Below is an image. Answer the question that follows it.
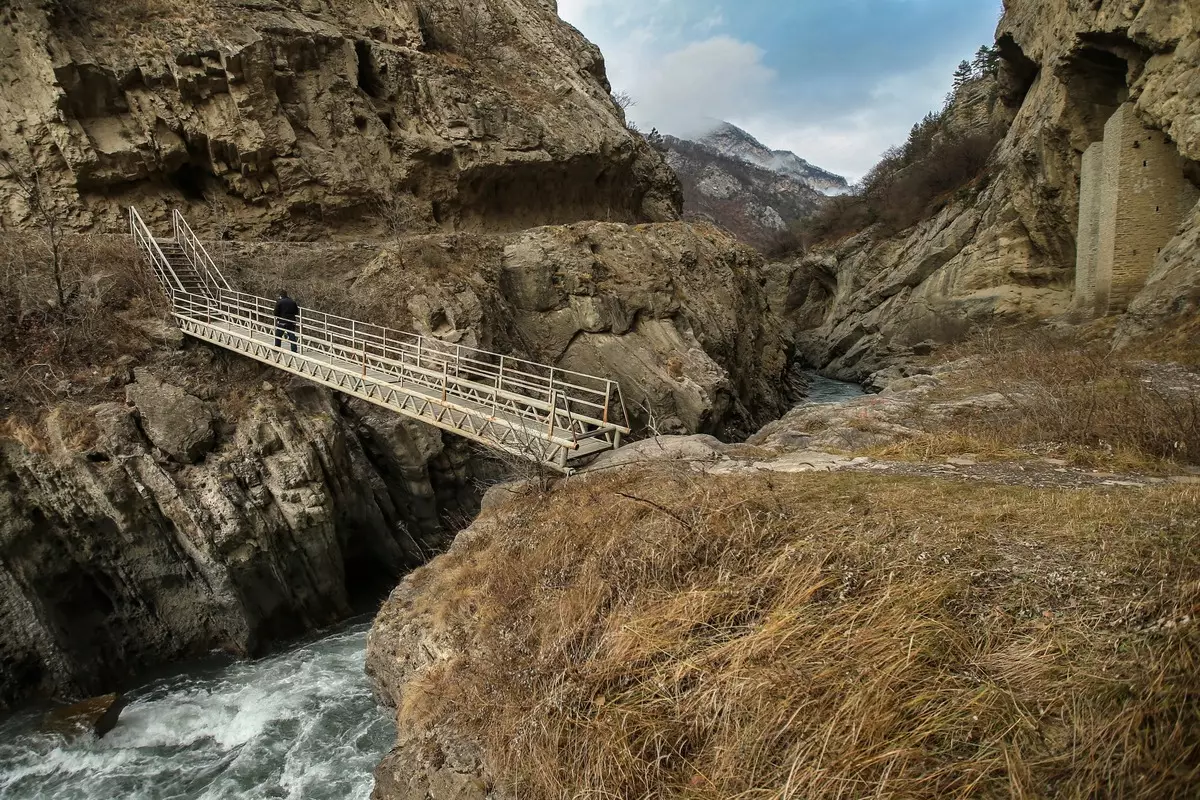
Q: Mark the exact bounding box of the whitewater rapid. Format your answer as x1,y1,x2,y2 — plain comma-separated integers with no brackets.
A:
0,621,392,800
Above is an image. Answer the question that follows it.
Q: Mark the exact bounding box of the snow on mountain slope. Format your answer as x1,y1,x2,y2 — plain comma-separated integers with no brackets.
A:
656,122,846,251
699,122,850,196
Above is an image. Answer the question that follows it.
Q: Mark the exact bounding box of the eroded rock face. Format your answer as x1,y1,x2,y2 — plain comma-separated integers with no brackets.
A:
501,223,791,437
0,0,680,237
783,0,1200,380
230,221,794,437
0,350,479,710
125,369,217,463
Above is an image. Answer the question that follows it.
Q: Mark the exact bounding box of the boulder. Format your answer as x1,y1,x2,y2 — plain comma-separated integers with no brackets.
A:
126,370,217,463
42,692,126,739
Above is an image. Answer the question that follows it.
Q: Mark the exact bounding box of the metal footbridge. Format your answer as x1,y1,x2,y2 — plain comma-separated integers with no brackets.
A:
129,208,629,471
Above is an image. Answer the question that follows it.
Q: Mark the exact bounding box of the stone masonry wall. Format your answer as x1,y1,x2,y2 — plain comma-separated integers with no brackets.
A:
1073,141,1105,315
1084,103,1200,316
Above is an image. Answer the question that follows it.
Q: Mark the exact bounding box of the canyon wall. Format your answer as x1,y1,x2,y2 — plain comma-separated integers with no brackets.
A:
0,1,790,709
0,216,789,709
0,336,474,708
0,0,680,238
782,0,1200,380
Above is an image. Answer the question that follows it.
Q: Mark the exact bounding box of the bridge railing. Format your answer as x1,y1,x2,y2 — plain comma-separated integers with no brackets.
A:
170,286,629,437
130,207,184,296
172,209,231,294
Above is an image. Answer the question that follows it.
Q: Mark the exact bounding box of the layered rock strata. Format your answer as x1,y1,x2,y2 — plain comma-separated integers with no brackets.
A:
782,0,1200,380
0,0,680,237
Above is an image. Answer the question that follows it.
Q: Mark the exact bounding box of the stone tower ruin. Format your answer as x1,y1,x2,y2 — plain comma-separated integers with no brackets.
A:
1073,102,1199,317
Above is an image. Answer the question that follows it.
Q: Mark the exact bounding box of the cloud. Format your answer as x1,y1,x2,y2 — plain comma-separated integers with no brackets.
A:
739,54,970,181
556,0,1003,181
624,37,776,137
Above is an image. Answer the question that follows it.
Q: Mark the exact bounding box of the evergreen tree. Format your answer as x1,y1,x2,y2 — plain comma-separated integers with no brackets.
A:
972,45,1000,77
952,60,973,89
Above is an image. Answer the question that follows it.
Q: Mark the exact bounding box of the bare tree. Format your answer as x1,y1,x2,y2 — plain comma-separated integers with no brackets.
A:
613,91,636,111
417,0,504,58
0,151,71,307
375,192,425,245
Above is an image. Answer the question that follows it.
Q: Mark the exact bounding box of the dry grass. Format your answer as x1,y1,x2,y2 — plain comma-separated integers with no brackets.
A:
866,432,1029,464
397,467,1200,799
1123,316,1200,370
0,233,167,414
911,328,1200,469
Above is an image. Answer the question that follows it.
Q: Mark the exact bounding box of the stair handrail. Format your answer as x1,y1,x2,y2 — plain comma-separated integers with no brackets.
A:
130,207,187,296
172,209,231,293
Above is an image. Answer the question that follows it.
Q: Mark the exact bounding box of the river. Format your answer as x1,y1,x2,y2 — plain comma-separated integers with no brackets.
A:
0,620,392,800
795,368,867,405
0,370,862,799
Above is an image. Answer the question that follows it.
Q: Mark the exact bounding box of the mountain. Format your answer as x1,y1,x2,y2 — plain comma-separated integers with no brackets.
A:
659,123,846,251
699,122,850,197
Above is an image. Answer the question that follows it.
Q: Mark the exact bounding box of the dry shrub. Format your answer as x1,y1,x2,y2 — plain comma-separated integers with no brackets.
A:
0,233,166,412
801,122,1004,245
795,194,874,245
415,0,504,58
934,328,1200,467
398,468,1200,798
1122,315,1200,369
868,130,1002,234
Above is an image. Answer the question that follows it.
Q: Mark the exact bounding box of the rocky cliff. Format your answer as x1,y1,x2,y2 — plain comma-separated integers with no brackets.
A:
0,334,476,708
0,0,794,711
220,221,792,436
0,0,680,237
782,0,1200,381
0,214,790,709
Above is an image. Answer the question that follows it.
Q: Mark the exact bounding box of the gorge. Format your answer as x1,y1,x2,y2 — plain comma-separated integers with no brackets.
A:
1,1,1198,798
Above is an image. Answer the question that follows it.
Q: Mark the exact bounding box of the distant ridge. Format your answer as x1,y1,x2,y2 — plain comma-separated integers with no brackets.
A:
658,122,848,250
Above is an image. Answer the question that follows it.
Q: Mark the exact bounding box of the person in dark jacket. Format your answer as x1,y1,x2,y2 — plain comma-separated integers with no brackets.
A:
273,291,300,352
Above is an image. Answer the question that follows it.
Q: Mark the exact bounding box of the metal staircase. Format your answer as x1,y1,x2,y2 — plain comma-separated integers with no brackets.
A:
129,207,630,472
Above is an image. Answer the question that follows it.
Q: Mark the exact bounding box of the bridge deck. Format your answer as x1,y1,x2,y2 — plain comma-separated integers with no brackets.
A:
130,208,628,471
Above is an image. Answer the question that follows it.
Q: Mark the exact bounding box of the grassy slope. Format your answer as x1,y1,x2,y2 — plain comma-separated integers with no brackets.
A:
867,326,1200,472
395,465,1199,798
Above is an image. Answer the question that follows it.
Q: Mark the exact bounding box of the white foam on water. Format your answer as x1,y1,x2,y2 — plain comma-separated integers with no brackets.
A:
0,622,393,800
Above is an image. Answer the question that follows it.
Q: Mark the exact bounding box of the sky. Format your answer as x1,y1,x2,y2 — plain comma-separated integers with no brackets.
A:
556,0,1004,182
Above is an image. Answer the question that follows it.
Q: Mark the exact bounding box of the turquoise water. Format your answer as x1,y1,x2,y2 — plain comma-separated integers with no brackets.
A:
796,369,867,405
0,622,392,800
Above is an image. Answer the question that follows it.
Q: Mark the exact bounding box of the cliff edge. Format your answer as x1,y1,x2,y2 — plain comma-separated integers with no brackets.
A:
0,0,681,237
782,0,1200,380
